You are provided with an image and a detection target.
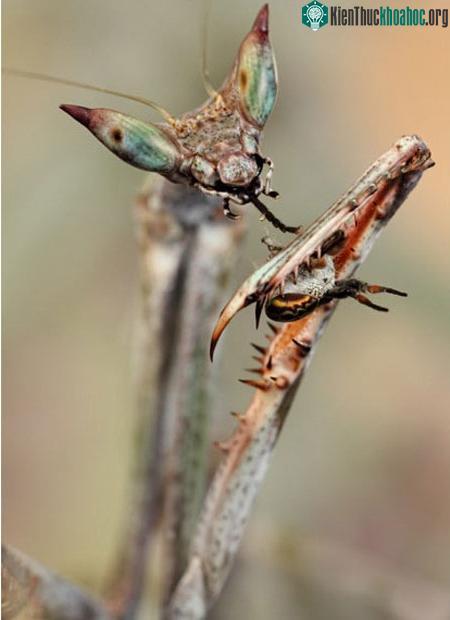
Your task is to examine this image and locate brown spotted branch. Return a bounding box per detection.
[1,544,110,620]
[167,136,433,619]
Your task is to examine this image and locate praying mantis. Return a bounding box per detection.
[6,4,299,233]
[6,4,432,361]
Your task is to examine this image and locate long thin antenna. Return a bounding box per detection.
[3,68,176,124]
[201,0,219,98]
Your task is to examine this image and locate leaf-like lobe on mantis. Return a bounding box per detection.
[60,105,181,174]
[236,4,278,128]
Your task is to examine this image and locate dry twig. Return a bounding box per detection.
[2,544,110,620]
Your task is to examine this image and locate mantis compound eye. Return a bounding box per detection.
[191,155,218,187]
[236,4,278,128]
[60,105,181,173]
[217,152,259,187]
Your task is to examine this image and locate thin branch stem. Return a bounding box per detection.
[2,545,111,620]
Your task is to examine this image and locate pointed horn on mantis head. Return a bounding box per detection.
[60,105,181,174]
[236,4,278,128]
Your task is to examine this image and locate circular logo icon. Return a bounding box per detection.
[302,1,329,31]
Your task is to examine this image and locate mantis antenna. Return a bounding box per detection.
[201,0,219,98]
[3,68,176,124]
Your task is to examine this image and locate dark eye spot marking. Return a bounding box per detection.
[239,70,248,90]
[111,128,123,143]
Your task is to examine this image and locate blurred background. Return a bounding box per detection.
[3,0,450,618]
